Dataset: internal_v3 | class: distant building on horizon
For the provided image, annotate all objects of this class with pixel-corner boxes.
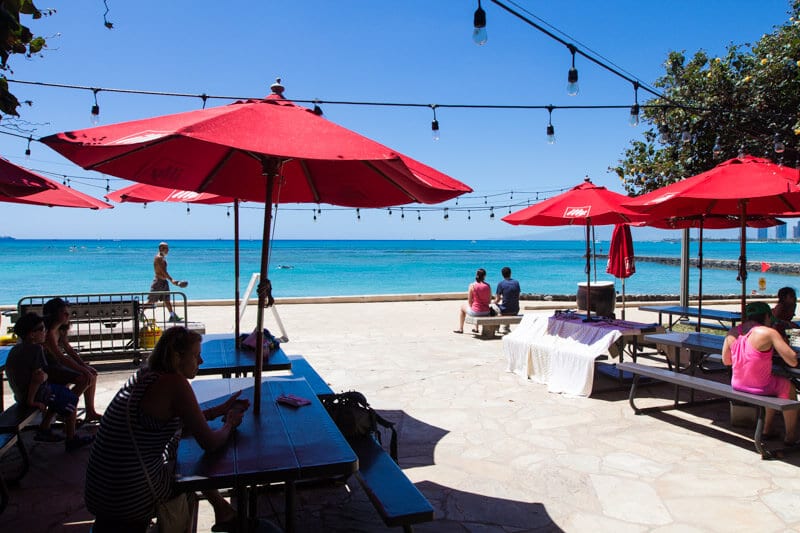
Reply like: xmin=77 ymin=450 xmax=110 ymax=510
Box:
xmin=758 ymin=227 xmax=769 ymax=240
xmin=776 ymin=224 xmax=787 ymax=240
xmin=795 ymin=221 xmax=800 ymax=239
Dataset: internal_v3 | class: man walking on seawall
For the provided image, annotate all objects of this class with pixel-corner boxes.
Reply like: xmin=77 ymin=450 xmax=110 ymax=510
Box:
xmin=147 ymin=242 xmax=186 ymax=322
xmin=493 ymin=266 xmax=521 ymax=333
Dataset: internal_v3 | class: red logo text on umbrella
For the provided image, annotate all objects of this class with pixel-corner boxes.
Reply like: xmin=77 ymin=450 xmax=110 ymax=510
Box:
xmin=563 ymin=206 xmax=591 ymax=218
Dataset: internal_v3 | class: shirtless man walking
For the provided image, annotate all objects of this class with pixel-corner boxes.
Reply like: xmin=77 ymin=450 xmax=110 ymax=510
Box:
xmin=146 ymin=242 xmax=185 ymax=322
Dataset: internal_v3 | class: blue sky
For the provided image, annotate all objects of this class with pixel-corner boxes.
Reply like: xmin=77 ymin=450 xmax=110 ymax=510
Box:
xmin=0 ymin=0 xmax=793 ymax=240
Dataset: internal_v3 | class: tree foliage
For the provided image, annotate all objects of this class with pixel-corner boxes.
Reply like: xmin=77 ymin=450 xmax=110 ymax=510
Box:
xmin=612 ymin=0 xmax=800 ymax=196
xmin=0 ymin=0 xmax=55 ymax=116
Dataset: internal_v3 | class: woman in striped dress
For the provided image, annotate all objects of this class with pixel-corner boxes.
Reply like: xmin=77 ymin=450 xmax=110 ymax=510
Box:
xmin=85 ymin=327 xmax=247 ymax=532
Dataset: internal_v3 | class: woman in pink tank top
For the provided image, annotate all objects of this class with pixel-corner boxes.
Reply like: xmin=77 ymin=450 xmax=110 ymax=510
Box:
xmin=722 ymin=301 xmax=799 ymax=444
xmin=454 ymin=268 xmax=492 ymax=334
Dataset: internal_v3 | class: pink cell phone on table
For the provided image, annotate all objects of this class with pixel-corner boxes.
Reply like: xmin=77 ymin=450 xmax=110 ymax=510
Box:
xmin=276 ymin=394 xmax=311 ymax=407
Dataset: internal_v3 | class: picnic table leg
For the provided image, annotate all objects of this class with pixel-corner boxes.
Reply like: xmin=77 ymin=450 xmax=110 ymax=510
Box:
xmin=627 ymin=375 xmax=642 ymax=414
xmin=285 ymin=480 xmax=296 ymax=532
xmin=236 ymin=481 xmax=248 ymax=532
xmin=753 ymin=406 xmax=773 ymax=459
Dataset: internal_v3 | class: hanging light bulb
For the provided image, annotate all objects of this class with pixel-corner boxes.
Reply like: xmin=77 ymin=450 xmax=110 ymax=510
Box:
xmin=431 ymin=105 xmax=440 ymax=141
xmin=417 ymin=210 xmax=421 ymax=222
xmin=566 ymin=45 xmax=579 ymax=96
xmin=388 ymin=208 xmax=392 ymax=216
xmin=186 ymin=204 xmax=191 ymax=215
xmin=105 ymin=178 xmax=110 ymax=192
xmin=738 ymin=144 xmax=746 ymax=158
xmin=489 ymin=207 xmax=495 ymax=219
xmin=546 ymin=106 xmax=556 ymax=144
xmin=312 ymin=99 xmax=323 ymax=116
xmin=658 ymin=124 xmax=670 ymax=144
xmin=226 ymin=206 xmax=230 ymax=217
xmin=443 ymin=208 xmax=449 ymax=220
xmin=628 ymin=82 xmax=640 ymax=126
xmin=628 ymin=104 xmax=640 ymax=127
xmin=90 ymin=89 xmax=100 ymax=125
xmin=24 ymin=136 xmax=31 ymax=159
xmin=356 ymin=208 xmax=361 ymax=220
xmin=774 ymin=133 xmax=786 ymax=154
xmin=472 ymin=0 xmax=487 ymax=45
xmin=400 ymin=207 xmax=405 ymax=219
xmin=713 ymin=135 xmax=723 ymax=158
xmin=313 ymin=211 xmax=317 ymax=221
xmin=467 ymin=210 xmax=471 ymax=220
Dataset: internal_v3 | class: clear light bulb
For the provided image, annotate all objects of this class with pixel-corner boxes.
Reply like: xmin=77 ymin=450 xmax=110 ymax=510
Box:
xmin=546 ymin=124 xmax=556 ymax=144
xmin=567 ymin=68 xmax=579 ymax=96
xmin=90 ymin=104 xmax=100 ymax=125
xmin=431 ymin=119 xmax=440 ymax=141
xmin=628 ymin=104 xmax=640 ymax=127
xmin=472 ymin=3 xmax=487 ymax=45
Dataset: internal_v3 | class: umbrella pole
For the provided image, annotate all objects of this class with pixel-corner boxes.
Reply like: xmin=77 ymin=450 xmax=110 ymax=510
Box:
xmin=697 ymin=221 xmax=703 ymax=333
xmin=234 ymin=199 xmax=241 ymax=342
xmin=254 ymin=161 xmax=278 ymax=415
xmin=739 ymin=201 xmax=748 ymax=320
xmin=621 ymin=278 xmax=626 ymax=320
xmin=584 ymin=222 xmax=593 ymax=322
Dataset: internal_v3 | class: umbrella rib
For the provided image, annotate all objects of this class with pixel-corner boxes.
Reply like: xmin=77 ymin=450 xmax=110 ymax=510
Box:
xmin=298 ymin=159 xmax=321 ymax=204
xmin=361 ymin=160 xmax=420 ymax=203
xmin=83 ymin=136 xmax=177 ymax=172
xmin=197 ymin=148 xmax=237 ymax=193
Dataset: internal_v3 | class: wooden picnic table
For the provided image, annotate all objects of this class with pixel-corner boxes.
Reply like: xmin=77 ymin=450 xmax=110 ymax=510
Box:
xmin=175 ymin=377 xmax=358 ymax=533
xmin=639 ymin=305 xmax=742 ymax=331
xmin=198 ymin=333 xmax=291 ymax=376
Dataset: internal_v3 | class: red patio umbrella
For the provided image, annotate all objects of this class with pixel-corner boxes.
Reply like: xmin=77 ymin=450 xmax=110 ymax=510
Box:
xmin=41 ymin=80 xmax=472 ymax=412
xmin=606 ymin=224 xmax=635 ymax=319
xmin=503 ymin=177 xmax=647 ymax=320
xmin=0 ymin=156 xmax=111 ymax=209
xmin=624 ymin=155 xmax=800 ymax=318
xmin=106 ymin=183 xmax=249 ymax=339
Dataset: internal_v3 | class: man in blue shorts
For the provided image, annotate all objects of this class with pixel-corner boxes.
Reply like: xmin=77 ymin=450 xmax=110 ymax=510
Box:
xmin=493 ymin=267 xmax=521 ymax=332
xmin=6 ymin=312 xmax=94 ymax=451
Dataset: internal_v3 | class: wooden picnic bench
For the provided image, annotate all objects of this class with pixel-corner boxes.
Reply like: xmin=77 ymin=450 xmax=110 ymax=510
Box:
xmin=285 ymin=355 xmax=434 ymax=530
xmin=0 ymin=403 xmax=39 ymax=513
xmin=465 ymin=314 xmax=522 ymax=338
xmin=617 ymin=361 xmax=800 ymax=459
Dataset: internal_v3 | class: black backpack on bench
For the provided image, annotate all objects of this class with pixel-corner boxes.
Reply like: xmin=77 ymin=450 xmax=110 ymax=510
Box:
xmin=320 ymin=391 xmax=398 ymax=462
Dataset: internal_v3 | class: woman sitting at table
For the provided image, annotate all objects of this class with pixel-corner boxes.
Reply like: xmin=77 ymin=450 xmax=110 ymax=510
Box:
xmin=722 ymin=301 xmax=799 ymax=445
xmin=454 ymin=267 xmax=492 ymax=334
xmin=772 ymin=286 xmax=797 ymax=340
xmin=85 ymin=326 xmax=248 ymax=532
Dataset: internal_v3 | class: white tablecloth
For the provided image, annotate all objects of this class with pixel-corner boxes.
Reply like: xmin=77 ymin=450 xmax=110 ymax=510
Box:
xmin=504 ymin=313 xmax=625 ymax=396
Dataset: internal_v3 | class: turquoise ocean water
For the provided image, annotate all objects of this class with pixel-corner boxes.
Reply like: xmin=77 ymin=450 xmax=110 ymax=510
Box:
xmin=2 ymin=239 xmax=800 ymax=304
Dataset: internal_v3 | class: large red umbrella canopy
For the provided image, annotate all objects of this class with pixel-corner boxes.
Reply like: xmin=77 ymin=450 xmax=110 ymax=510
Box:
xmin=42 ymin=92 xmax=470 ymax=208
xmin=0 ymin=156 xmax=111 ymax=209
xmin=623 ymin=155 xmax=800 ymax=218
xmin=503 ymin=178 xmax=646 ymax=320
xmin=624 ymin=155 xmax=800 ymax=318
xmin=503 ymin=177 xmax=646 ymax=226
xmin=41 ymin=82 xmax=472 ymax=412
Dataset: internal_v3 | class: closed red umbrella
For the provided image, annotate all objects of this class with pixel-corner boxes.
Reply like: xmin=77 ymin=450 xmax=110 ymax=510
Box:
xmin=503 ymin=177 xmax=647 ymax=320
xmin=624 ymin=155 xmax=800 ymax=317
xmin=0 ymin=156 xmax=111 ymax=209
xmin=606 ymin=224 xmax=635 ymax=319
xmin=42 ymin=80 xmax=472 ymax=412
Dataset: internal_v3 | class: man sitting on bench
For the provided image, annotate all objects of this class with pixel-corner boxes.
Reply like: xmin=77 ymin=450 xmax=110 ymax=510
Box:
xmin=723 ymin=301 xmax=799 ymax=446
xmin=492 ymin=266 xmax=521 ymax=333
